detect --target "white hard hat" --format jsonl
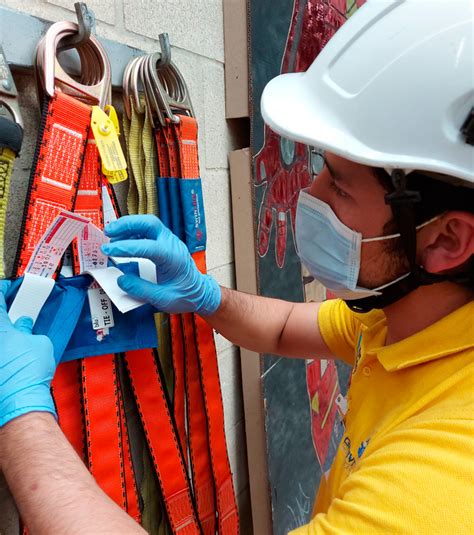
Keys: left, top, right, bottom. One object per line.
{"left": 261, "top": 0, "right": 474, "bottom": 186}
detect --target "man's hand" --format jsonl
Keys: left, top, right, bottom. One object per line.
{"left": 102, "top": 215, "right": 221, "bottom": 316}
{"left": 0, "top": 281, "right": 56, "bottom": 427}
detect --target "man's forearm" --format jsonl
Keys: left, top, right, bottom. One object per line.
{"left": 207, "top": 287, "right": 297, "bottom": 354}
{"left": 0, "top": 412, "right": 144, "bottom": 535}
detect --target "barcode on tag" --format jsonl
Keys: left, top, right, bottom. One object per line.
{"left": 88, "top": 286, "right": 115, "bottom": 331}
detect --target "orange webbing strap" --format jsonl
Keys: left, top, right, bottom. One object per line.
{"left": 74, "top": 140, "right": 141, "bottom": 518}
{"left": 101, "top": 178, "right": 142, "bottom": 522}
{"left": 118, "top": 380, "right": 142, "bottom": 522}
{"left": 182, "top": 313, "right": 216, "bottom": 535}
{"left": 51, "top": 360, "right": 86, "bottom": 458}
{"left": 161, "top": 119, "right": 217, "bottom": 533}
{"left": 81, "top": 354, "right": 127, "bottom": 508}
{"left": 174, "top": 115, "right": 239, "bottom": 534}
{"left": 125, "top": 349, "right": 202, "bottom": 535}
{"left": 14, "top": 91, "right": 91, "bottom": 463}
{"left": 154, "top": 127, "right": 187, "bottom": 458}
{"left": 170, "top": 313, "right": 187, "bottom": 455}
{"left": 14, "top": 92, "right": 91, "bottom": 276}
{"left": 14, "top": 92, "right": 141, "bottom": 520}
{"left": 56, "top": 133, "right": 104, "bottom": 468}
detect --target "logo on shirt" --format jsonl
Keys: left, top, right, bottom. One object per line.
{"left": 358, "top": 439, "right": 370, "bottom": 458}
{"left": 343, "top": 436, "right": 371, "bottom": 471}
{"left": 343, "top": 436, "right": 357, "bottom": 471}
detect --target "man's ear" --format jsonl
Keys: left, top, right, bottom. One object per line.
{"left": 420, "top": 212, "right": 474, "bottom": 274}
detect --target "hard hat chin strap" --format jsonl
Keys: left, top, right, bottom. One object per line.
{"left": 385, "top": 169, "right": 421, "bottom": 274}
{"left": 345, "top": 169, "right": 469, "bottom": 313}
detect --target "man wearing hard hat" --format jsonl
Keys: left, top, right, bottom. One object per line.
{"left": 1, "top": 1, "right": 472, "bottom": 533}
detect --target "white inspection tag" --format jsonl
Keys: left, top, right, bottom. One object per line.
{"left": 88, "top": 285, "right": 115, "bottom": 330}
{"left": 78, "top": 223, "right": 109, "bottom": 272}
{"left": 86, "top": 266, "right": 145, "bottom": 313}
{"left": 26, "top": 211, "right": 89, "bottom": 277}
{"left": 8, "top": 273, "right": 55, "bottom": 324}
{"left": 102, "top": 185, "right": 117, "bottom": 226}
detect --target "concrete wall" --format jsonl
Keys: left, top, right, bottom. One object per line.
{"left": 0, "top": 0, "right": 251, "bottom": 532}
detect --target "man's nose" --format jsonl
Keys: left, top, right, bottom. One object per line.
{"left": 307, "top": 168, "right": 331, "bottom": 204}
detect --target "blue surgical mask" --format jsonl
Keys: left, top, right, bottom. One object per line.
{"left": 295, "top": 189, "right": 437, "bottom": 300}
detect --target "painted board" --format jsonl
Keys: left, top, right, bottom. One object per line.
{"left": 249, "top": 1, "right": 364, "bottom": 532}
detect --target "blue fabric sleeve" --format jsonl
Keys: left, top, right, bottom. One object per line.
{"left": 178, "top": 178, "right": 207, "bottom": 254}
{"left": 6, "top": 263, "right": 158, "bottom": 363}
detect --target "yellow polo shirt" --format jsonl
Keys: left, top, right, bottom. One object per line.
{"left": 291, "top": 299, "right": 474, "bottom": 535}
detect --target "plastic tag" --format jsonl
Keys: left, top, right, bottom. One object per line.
{"left": 105, "top": 105, "right": 120, "bottom": 135}
{"left": 90, "top": 106, "right": 128, "bottom": 183}
{"left": 88, "top": 285, "right": 115, "bottom": 331}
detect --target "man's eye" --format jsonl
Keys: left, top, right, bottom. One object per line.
{"left": 330, "top": 180, "right": 348, "bottom": 198}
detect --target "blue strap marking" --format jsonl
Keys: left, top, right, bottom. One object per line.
{"left": 178, "top": 178, "right": 207, "bottom": 254}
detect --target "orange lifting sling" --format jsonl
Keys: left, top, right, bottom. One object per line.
{"left": 16, "top": 22, "right": 141, "bottom": 525}
{"left": 125, "top": 48, "right": 240, "bottom": 532}
{"left": 173, "top": 116, "right": 239, "bottom": 534}
{"left": 16, "top": 22, "right": 239, "bottom": 534}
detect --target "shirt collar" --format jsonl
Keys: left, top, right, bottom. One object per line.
{"left": 360, "top": 301, "right": 474, "bottom": 372}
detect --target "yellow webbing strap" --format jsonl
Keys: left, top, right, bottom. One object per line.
{"left": 123, "top": 106, "right": 139, "bottom": 215}
{"left": 123, "top": 101, "right": 173, "bottom": 535}
{"left": 143, "top": 107, "right": 159, "bottom": 216}
{"left": 0, "top": 147, "right": 15, "bottom": 278}
{"left": 129, "top": 104, "right": 146, "bottom": 214}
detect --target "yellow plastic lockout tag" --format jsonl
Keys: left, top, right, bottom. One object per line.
{"left": 90, "top": 106, "right": 128, "bottom": 184}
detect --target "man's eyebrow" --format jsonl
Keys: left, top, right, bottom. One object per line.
{"left": 325, "top": 158, "right": 344, "bottom": 182}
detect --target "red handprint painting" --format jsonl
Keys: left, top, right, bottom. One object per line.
{"left": 252, "top": 2, "right": 366, "bottom": 533}
{"left": 254, "top": 0, "right": 365, "bottom": 268}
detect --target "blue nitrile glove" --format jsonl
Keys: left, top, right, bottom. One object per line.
{"left": 102, "top": 215, "right": 221, "bottom": 316}
{"left": 0, "top": 281, "right": 56, "bottom": 427}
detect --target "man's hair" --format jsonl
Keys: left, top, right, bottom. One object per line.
{"left": 374, "top": 169, "right": 474, "bottom": 290}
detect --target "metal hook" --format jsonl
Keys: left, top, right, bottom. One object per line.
{"left": 156, "top": 33, "right": 171, "bottom": 69}
{"left": 57, "top": 2, "right": 95, "bottom": 52}
{"left": 37, "top": 20, "right": 111, "bottom": 108}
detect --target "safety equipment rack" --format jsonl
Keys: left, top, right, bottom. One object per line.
{"left": 0, "top": 4, "right": 145, "bottom": 89}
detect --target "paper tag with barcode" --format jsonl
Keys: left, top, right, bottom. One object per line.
{"left": 88, "top": 285, "right": 115, "bottom": 331}
{"left": 78, "top": 223, "right": 109, "bottom": 273}
{"left": 26, "top": 211, "right": 89, "bottom": 277}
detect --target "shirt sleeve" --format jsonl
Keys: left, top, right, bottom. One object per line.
{"left": 289, "top": 417, "right": 474, "bottom": 535}
{"left": 317, "top": 299, "right": 359, "bottom": 366}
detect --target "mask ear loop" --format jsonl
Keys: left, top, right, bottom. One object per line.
{"left": 361, "top": 214, "right": 442, "bottom": 243}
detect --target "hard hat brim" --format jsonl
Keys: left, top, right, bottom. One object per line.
{"left": 261, "top": 71, "right": 369, "bottom": 161}
{"left": 261, "top": 71, "right": 474, "bottom": 185}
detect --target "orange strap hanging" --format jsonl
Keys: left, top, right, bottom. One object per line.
{"left": 15, "top": 92, "right": 91, "bottom": 465}
{"left": 14, "top": 92, "right": 91, "bottom": 276}
{"left": 154, "top": 125, "right": 187, "bottom": 458}
{"left": 155, "top": 119, "right": 217, "bottom": 533}
{"left": 15, "top": 90, "right": 141, "bottom": 521}
{"left": 125, "top": 349, "right": 202, "bottom": 535}
{"left": 165, "top": 119, "right": 217, "bottom": 534}
{"left": 174, "top": 115, "right": 239, "bottom": 535}
{"left": 75, "top": 134, "right": 141, "bottom": 520}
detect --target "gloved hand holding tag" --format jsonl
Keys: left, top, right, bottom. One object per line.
{"left": 102, "top": 214, "right": 221, "bottom": 316}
